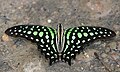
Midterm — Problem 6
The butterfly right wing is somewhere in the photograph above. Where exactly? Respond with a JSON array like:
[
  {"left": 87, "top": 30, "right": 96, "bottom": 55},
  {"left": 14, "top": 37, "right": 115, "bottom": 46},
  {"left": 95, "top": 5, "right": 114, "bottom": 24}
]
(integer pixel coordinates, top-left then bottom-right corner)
[
  {"left": 61, "top": 26, "right": 116, "bottom": 65},
  {"left": 5, "top": 25, "right": 59, "bottom": 65}
]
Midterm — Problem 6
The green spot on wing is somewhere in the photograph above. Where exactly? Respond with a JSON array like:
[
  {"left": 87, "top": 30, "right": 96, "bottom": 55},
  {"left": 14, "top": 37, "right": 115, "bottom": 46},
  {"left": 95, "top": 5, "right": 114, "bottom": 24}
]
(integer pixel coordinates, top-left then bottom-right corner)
[
  {"left": 95, "top": 32, "right": 98, "bottom": 35},
  {"left": 27, "top": 31, "right": 32, "bottom": 34},
  {"left": 51, "top": 32, "right": 54, "bottom": 39},
  {"left": 67, "top": 40, "right": 70, "bottom": 45},
  {"left": 48, "top": 27, "right": 55, "bottom": 39},
  {"left": 23, "top": 31, "right": 26, "bottom": 33},
  {"left": 69, "top": 28, "right": 74, "bottom": 32},
  {"left": 100, "top": 31, "right": 103, "bottom": 34},
  {"left": 39, "top": 32, "right": 44, "bottom": 37},
  {"left": 36, "top": 26, "right": 39, "bottom": 28},
  {"left": 83, "top": 32, "right": 88, "bottom": 37},
  {"left": 33, "top": 31, "right": 38, "bottom": 36},
  {"left": 18, "top": 30, "right": 22, "bottom": 32},
  {"left": 64, "top": 45, "right": 68, "bottom": 52},
  {"left": 30, "top": 28, "right": 33, "bottom": 31},
  {"left": 77, "top": 32, "right": 82, "bottom": 38},
  {"left": 75, "top": 30, "right": 77, "bottom": 32},
  {"left": 67, "top": 32, "right": 71, "bottom": 39},
  {"left": 66, "top": 28, "right": 74, "bottom": 39},
  {"left": 90, "top": 32, "right": 94, "bottom": 36}
]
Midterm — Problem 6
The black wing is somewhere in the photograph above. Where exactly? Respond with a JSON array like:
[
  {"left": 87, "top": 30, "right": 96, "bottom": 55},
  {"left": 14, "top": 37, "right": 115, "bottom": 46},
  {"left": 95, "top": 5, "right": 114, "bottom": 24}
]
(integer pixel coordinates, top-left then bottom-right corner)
[
  {"left": 5, "top": 25, "right": 59, "bottom": 65},
  {"left": 61, "top": 26, "right": 116, "bottom": 65}
]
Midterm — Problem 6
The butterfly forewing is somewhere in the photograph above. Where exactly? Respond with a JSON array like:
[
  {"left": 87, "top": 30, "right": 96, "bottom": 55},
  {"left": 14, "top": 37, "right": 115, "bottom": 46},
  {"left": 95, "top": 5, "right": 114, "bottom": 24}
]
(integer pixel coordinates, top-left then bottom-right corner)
[
  {"left": 5, "top": 25, "right": 49, "bottom": 43},
  {"left": 61, "top": 26, "right": 116, "bottom": 65},
  {"left": 5, "top": 25, "right": 59, "bottom": 65}
]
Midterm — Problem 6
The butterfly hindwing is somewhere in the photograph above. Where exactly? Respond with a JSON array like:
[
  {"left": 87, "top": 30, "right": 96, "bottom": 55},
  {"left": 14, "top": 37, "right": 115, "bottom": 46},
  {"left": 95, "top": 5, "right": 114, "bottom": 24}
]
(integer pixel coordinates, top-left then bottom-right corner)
[
  {"left": 61, "top": 26, "right": 116, "bottom": 65},
  {"left": 5, "top": 25, "right": 59, "bottom": 65}
]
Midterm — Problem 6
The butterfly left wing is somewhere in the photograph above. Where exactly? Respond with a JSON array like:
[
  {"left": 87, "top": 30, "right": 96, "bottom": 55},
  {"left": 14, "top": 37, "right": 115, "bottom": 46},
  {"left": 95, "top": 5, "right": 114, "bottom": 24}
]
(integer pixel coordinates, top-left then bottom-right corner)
[
  {"left": 61, "top": 26, "right": 116, "bottom": 65},
  {"left": 5, "top": 25, "right": 59, "bottom": 65}
]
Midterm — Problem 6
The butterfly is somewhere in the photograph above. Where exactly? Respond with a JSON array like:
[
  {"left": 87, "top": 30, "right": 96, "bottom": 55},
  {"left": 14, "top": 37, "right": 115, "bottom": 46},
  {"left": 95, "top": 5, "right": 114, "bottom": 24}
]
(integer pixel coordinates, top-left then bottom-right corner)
[{"left": 5, "top": 24, "right": 116, "bottom": 66}]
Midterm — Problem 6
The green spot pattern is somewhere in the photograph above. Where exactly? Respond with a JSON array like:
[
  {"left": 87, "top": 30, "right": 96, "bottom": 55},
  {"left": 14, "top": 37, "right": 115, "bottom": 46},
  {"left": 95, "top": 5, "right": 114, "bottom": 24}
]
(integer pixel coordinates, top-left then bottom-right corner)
[
  {"left": 33, "top": 31, "right": 38, "bottom": 36},
  {"left": 66, "top": 28, "right": 74, "bottom": 39},
  {"left": 77, "top": 32, "right": 82, "bottom": 38},
  {"left": 48, "top": 27, "right": 55, "bottom": 39},
  {"left": 83, "top": 32, "right": 88, "bottom": 37},
  {"left": 39, "top": 32, "right": 44, "bottom": 37},
  {"left": 89, "top": 32, "right": 94, "bottom": 36},
  {"left": 27, "top": 31, "right": 32, "bottom": 34}
]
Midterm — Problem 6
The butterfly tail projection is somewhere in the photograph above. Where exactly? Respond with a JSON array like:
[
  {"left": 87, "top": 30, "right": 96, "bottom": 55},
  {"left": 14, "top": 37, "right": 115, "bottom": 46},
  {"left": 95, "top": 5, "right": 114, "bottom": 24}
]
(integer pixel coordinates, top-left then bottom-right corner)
[{"left": 37, "top": 44, "right": 59, "bottom": 65}]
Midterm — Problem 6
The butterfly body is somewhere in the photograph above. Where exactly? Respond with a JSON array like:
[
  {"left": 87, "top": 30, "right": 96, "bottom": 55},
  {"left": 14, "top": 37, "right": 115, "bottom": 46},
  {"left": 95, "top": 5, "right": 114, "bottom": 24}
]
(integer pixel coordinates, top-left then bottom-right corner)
[{"left": 5, "top": 24, "right": 116, "bottom": 65}]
